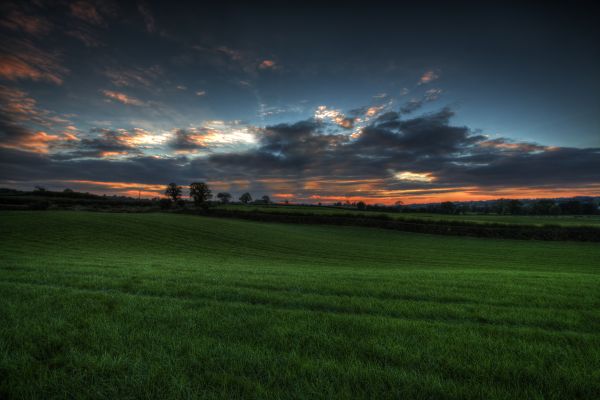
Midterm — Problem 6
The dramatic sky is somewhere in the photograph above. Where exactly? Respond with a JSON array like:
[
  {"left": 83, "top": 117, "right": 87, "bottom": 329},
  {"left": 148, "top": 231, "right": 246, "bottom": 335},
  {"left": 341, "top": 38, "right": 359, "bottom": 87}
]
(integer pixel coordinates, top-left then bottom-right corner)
[{"left": 1, "top": 1, "right": 599, "bottom": 203}]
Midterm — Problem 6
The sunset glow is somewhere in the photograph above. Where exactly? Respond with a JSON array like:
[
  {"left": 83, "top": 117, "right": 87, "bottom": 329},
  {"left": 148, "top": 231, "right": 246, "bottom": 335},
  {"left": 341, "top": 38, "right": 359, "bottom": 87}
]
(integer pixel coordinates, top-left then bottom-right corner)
[{"left": 0, "top": 1, "right": 598, "bottom": 204}]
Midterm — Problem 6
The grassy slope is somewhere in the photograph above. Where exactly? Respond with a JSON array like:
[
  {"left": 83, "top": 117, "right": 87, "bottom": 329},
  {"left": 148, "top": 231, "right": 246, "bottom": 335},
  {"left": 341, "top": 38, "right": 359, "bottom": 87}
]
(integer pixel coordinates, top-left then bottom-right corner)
[
  {"left": 218, "top": 204, "right": 600, "bottom": 227},
  {"left": 1, "top": 211, "right": 599, "bottom": 399}
]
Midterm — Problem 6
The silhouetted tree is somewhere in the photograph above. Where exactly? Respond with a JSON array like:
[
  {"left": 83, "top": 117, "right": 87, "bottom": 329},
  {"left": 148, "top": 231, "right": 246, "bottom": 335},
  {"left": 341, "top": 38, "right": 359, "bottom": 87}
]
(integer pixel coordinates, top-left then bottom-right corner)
[
  {"left": 357, "top": 201, "right": 366, "bottom": 211},
  {"left": 532, "top": 199, "right": 554, "bottom": 215},
  {"left": 239, "top": 192, "right": 252, "bottom": 204},
  {"left": 189, "top": 182, "right": 212, "bottom": 207},
  {"left": 63, "top": 188, "right": 74, "bottom": 193},
  {"left": 158, "top": 198, "right": 171, "bottom": 210},
  {"left": 581, "top": 202, "right": 597, "bottom": 215},
  {"left": 165, "top": 183, "right": 182, "bottom": 202},
  {"left": 561, "top": 200, "right": 582, "bottom": 215},
  {"left": 549, "top": 204, "right": 562, "bottom": 215},
  {"left": 440, "top": 201, "right": 456, "bottom": 214},
  {"left": 262, "top": 195, "right": 271, "bottom": 204},
  {"left": 507, "top": 199, "right": 522, "bottom": 215},
  {"left": 217, "top": 192, "right": 232, "bottom": 204}
]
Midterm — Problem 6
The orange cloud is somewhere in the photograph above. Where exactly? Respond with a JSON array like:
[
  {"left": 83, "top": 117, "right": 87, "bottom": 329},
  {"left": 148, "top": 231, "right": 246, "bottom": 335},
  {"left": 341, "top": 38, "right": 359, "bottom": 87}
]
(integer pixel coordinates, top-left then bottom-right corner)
[
  {"left": 258, "top": 60, "right": 277, "bottom": 69},
  {"left": 419, "top": 70, "right": 439, "bottom": 84},
  {"left": 99, "top": 151, "right": 129, "bottom": 158},
  {"left": 101, "top": 90, "right": 145, "bottom": 106},
  {"left": 0, "top": 54, "right": 62, "bottom": 84},
  {"left": 0, "top": 131, "right": 60, "bottom": 153},
  {"left": 365, "top": 105, "right": 384, "bottom": 117},
  {"left": 0, "top": 40, "right": 66, "bottom": 84},
  {"left": 395, "top": 171, "right": 436, "bottom": 182},
  {"left": 479, "top": 139, "right": 547, "bottom": 152}
]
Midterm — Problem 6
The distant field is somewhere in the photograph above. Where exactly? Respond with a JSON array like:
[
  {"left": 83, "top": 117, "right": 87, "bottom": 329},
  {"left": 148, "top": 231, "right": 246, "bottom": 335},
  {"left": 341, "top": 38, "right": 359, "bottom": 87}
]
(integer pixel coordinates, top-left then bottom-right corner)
[
  {"left": 1, "top": 211, "right": 599, "bottom": 399},
  {"left": 218, "top": 203, "right": 600, "bottom": 227}
]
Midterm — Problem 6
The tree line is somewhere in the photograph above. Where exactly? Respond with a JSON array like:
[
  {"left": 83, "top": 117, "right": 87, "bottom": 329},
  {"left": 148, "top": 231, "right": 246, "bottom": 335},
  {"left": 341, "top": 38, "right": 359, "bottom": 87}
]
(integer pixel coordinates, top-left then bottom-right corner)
[
  {"left": 413, "top": 199, "right": 599, "bottom": 216},
  {"left": 163, "top": 182, "right": 270, "bottom": 209}
]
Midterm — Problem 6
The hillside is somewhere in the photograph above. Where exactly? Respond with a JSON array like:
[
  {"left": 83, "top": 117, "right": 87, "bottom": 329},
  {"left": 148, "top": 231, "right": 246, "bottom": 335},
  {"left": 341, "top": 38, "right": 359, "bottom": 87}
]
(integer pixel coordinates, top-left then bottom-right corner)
[{"left": 1, "top": 211, "right": 599, "bottom": 399}]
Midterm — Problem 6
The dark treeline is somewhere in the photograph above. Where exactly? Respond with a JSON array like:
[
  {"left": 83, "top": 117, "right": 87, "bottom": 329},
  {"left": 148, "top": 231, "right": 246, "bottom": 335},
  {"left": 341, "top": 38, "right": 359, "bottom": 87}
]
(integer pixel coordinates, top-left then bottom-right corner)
[
  {"left": 336, "top": 198, "right": 600, "bottom": 216},
  {"left": 179, "top": 208, "right": 600, "bottom": 242},
  {"left": 405, "top": 199, "right": 600, "bottom": 216}
]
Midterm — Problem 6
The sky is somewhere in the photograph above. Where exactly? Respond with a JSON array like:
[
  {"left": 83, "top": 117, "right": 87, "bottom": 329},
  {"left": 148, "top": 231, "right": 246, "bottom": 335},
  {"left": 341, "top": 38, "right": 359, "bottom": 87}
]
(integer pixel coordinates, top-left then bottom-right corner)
[{"left": 1, "top": 0, "right": 599, "bottom": 204}]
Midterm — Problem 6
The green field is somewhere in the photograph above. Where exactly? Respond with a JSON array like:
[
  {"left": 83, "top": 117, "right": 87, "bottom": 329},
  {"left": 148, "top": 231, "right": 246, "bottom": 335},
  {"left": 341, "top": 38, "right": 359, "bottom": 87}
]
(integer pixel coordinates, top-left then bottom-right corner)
[
  {"left": 1, "top": 211, "right": 599, "bottom": 399},
  {"left": 217, "top": 204, "right": 600, "bottom": 227}
]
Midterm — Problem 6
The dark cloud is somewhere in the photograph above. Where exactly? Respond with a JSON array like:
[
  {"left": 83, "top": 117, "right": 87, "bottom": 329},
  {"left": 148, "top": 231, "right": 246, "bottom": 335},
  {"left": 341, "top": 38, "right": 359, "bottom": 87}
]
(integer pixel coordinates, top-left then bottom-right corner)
[
  {"left": 210, "top": 120, "right": 349, "bottom": 175},
  {"left": 1, "top": 105, "right": 599, "bottom": 199},
  {"left": 168, "top": 129, "right": 208, "bottom": 151},
  {"left": 440, "top": 147, "right": 600, "bottom": 187}
]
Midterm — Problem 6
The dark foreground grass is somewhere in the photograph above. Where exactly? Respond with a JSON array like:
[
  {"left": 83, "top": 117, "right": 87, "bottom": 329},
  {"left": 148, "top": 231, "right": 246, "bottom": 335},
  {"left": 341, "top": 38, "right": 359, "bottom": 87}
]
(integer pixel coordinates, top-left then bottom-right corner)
[{"left": 1, "top": 211, "right": 599, "bottom": 399}]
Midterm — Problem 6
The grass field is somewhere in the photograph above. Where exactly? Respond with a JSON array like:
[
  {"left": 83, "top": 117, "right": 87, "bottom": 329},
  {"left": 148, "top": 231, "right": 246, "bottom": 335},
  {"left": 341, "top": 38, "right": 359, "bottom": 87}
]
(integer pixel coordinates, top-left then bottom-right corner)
[
  {"left": 1, "top": 211, "right": 599, "bottom": 399},
  {"left": 217, "top": 204, "right": 600, "bottom": 227}
]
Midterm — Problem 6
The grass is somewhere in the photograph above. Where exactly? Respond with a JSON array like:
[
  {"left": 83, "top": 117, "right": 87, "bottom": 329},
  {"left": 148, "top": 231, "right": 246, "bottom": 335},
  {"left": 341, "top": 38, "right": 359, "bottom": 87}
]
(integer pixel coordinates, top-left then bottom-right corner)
[
  {"left": 218, "top": 203, "right": 600, "bottom": 227},
  {"left": 1, "top": 211, "right": 599, "bottom": 399}
]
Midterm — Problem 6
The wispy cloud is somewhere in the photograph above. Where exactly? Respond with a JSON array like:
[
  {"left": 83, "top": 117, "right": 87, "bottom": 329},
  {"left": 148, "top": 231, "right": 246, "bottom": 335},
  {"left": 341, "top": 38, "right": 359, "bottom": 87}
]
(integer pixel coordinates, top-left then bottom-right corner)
[
  {"left": 418, "top": 70, "right": 440, "bottom": 85},
  {"left": 70, "top": 1, "right": 104, "bottom": 25},
  {"left": 258, "top": 59, "right": 278, "bottom": 70},
  {"left": 137, "top": 1, "right": 156, "bottom": 33},
  {"left": 0, "top": 10, "right": 52, "bottom": 35},
  {"left": 103, "top": 65, "right": 162, "bottom": 89},
  {"left": 101, "top": 90, "right": 145, "bottom": 106},
  {"left": 0, "top": 39, "right": 68, "bottom": 84}
]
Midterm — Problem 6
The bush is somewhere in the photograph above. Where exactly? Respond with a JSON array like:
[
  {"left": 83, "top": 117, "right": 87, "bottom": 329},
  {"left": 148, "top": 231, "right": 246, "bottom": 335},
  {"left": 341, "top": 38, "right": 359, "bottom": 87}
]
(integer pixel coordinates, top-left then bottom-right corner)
[
  {"left": 28, "top": 201, "right": 50, "bottom": 210},
  {"left": 158, "top": 198, "right": 171, "bottom": 210},
  {"left": 181, "top": 209, "right": 600, "bottom": 242}
]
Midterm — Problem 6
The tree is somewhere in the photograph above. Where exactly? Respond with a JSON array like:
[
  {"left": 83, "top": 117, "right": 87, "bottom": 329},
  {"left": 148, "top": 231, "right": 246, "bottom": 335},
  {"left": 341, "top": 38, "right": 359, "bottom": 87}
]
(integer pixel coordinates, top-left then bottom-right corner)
[
  {"left": 217, "top": 192, "right": 232, "bottom": 204},
  {"left": 189, "top": 182, "right": 212, "bottom": 207},
  {"left": 239, "top": 192, "right": 252, "bottom": 204},
  {"left": 165, "top": 183, "right": 182, "bottom": 202},
  {"left": 549, "top": 204, "right": 562, "bottom": 215},
  {"left": 158, "top": 198, "right": 171, "bottom": 210},
  {"left": 440, "top": 201, "right": 456, "bottom": 214},
  {"left": 532, "top": 199, "right": 554, "bottom": 215},
  {"left": 560, "top": 200, "right": 582, "bottom": 215},
  {"left": 261, "top": 195, "right": 271, "bottom": 204},
  {"left": 356, "top": 201, "right": 366, "bottom": 211}
]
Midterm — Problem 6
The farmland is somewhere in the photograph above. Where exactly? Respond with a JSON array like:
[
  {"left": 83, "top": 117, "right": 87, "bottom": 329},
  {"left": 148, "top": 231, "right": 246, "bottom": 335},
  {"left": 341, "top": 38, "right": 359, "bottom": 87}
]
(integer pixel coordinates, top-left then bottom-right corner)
[
  {"left": 217, "top": 203, "right": 600, "bottom": 227},
  {"left": 1, "top": 211, "right": 600, "bottom": 399}
]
